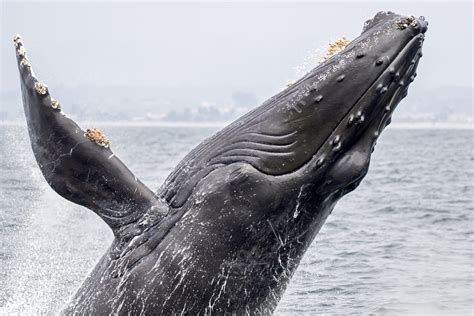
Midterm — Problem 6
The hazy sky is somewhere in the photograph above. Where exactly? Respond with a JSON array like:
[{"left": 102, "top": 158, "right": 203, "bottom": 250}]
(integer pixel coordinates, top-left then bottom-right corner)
[{"left": 1, "top": 1, "right": 473, "bottom": 106}]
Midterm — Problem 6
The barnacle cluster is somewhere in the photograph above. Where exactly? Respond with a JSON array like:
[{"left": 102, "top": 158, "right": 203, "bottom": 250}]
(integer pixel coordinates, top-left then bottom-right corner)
[
  {"left": 51, "top": 99, "right": 61, "bottom": 110},
  {"left": 14, "top": 35, "right": 30, "bottom": 69},
  {"left": 397, "top": 16, "right": 417, "bottom": 30},
  {"left": 323, "top": 37, "right": 350, "bottom": 61},
  {"left": 15, "top": 35, "right": 65, "bottom": 111},
  {"left": 20, "top": 59, "right": 31, "bottom": 68},
  {"left": 17, "top": 46, "right": 26, "bottom": 57},
  {"left": 85, "top": 128, "right": 110, "bottom": 148},
  {"left": 13, "top": 34, "right": 23, "bottom": 47},
  {"left": 34, "top": 82, "right": 48, "bottom": 95}
]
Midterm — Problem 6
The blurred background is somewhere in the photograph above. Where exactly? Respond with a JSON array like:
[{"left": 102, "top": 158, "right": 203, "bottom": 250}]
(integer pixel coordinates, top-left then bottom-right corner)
[
  {"left": 1, "top": 1, "right": 472, "bottom": 125},
  {"left": 1, "top": 1, "right": 473, "bottom": 315}
]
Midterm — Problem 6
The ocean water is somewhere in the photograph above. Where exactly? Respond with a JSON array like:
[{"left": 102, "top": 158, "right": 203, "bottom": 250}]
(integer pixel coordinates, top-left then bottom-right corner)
[{"left": 0, "top": 123, "right": 472, "bottom": 315}]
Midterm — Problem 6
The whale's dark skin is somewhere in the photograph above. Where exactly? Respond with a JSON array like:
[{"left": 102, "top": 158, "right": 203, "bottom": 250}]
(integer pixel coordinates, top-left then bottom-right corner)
[{"left": 14, "top": 11, "right": 427, "bottom": 315}]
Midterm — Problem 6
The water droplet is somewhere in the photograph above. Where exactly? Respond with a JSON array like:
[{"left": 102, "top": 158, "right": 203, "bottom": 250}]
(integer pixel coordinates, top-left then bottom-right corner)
[
  {"left": 354, "top": 110, "right": 365, "bottom": 124},
  {"left": 336, "top": 75, "right": 345, "bottom": 82},
  {"left": 380, "top": 87, "right": 388, "bottom": 94},
  {"left": 316, "top": 157, "right": 325, "bottom": 167},
  {"left": 314, "top": 95, "right": 323, "bottom": 103},
  {"left": 398, "top": 80, "right": 405, "bottom": 86},
  {"left": 377, "top": 83, "right": 383, "bottom": 90},
  {"left": 348, "top": 115, "right": 355, "bottom": 126},
  {"left": 375, "top": 57, "right": 384, "bottom": 66},
  {"left": 356, "top": 53, "right": 365, "bottom": 59},
  {"left": 384, "top": 105, "right": 391, "bottom": 112},
  {"left": 293, "top": 104, "right": 302, "bottom": 113}
]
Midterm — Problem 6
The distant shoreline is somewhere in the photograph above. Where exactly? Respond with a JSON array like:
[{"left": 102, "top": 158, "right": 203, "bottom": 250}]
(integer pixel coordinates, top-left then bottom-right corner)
[{"left": 1, "top": 121, "right": 472, "bottom": 129}]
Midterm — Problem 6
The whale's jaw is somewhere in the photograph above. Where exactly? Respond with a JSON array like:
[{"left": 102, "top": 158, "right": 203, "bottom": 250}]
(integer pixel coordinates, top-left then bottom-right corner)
[{"left": 160, "top": 12, "right": 428, "bottom": 207}]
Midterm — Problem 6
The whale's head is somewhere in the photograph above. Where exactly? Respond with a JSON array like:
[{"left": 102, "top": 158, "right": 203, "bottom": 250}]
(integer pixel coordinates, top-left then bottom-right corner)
[
  {"left": 162, "top": 12, "right": 428, "bottom": 208},
  {"left": 291, "top": 11, "right": 429, "bottom": 196}
]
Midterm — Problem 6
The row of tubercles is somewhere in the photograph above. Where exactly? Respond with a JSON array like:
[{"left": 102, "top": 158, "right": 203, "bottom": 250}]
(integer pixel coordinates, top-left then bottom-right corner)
[
  {"left": 296, "top": 14, "right": 422, "bottom": 117},
  {"left": 295, "top": 37, "right": 389, "bottom": 115},
  {"left": 307, "top": 16, "right": 422, "bottom": 169}
]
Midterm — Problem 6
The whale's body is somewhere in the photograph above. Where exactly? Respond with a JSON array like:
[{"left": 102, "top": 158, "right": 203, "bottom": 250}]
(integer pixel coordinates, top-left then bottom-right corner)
[{"left": 14, "top": 11, "right": 427, "bottom": 315}]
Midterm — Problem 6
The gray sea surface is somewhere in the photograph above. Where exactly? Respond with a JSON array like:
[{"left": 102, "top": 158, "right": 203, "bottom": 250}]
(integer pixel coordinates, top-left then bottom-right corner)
[{"left": 0, "top": 124, "right": 472, "bottom": 315}]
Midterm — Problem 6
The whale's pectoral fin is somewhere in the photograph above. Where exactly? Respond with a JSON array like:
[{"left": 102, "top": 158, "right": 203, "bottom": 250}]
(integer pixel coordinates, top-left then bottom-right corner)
[{"left": 14, "top": 35, "right": 166, "bottom": 233}]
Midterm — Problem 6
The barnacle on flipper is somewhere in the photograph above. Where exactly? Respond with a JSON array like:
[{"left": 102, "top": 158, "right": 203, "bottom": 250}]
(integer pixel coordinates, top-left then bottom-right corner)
[
  {"left": 85, "top": 128, "right": 110, "bottom": 148},
  {"left": 51, "top": 99, "right": 61, "bottom": 110},
  {"left": 13, "top": 34, "right": 23, "bottom": 47},
  {"left": 20, "top": 59, "right": 31, "bottom": 68},
  {"left": 322, "top": 37, "right": 351, "bottom": 61},
  {"left": 17, "top": 46, "right": 27, "bottom": 57},
  {"left": 34, "top": 82, "right": 48, "bottom": 95}
]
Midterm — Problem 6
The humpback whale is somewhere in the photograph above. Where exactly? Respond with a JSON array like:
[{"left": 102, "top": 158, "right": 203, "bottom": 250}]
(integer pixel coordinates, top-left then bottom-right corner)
[{"left": 14, "top": 11, "right": 427, "bottom": 315}]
